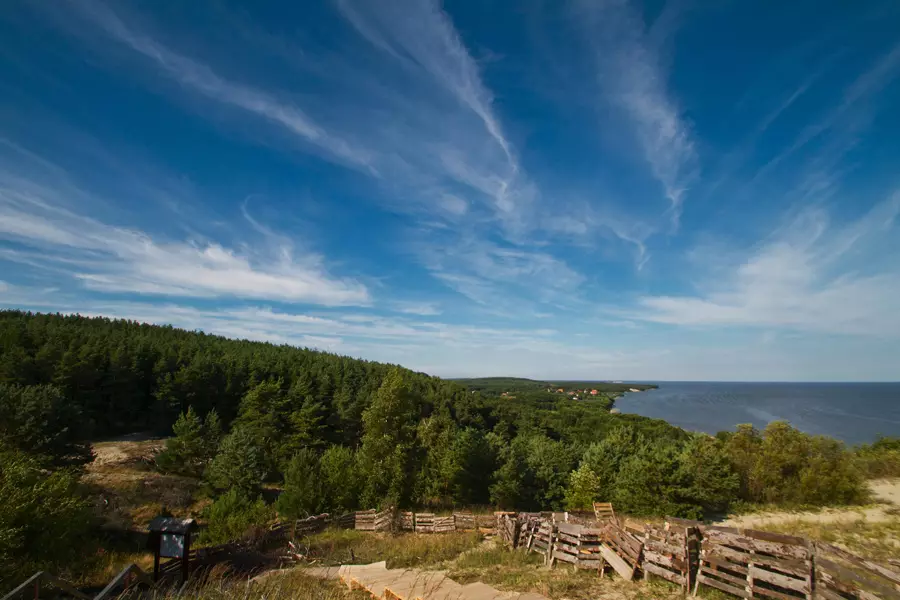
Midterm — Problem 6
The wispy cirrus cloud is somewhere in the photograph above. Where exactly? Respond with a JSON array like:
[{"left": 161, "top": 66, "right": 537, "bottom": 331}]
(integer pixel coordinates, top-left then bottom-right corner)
[
  {"left": 66, "top": 0, "right": 373, "bottom": 169},
  {"left": 576, "top": 0, "right": 696, "bottom": 229},
  {"left": 631, "top": 194, "right": 900, "bottom": 335},
  {"left": 0, "top": 151, "right": 369, "bottom": 306}
]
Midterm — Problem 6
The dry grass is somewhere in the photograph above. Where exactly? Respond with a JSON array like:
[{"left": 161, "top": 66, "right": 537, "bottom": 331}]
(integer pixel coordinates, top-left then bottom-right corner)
[
  {"left": 297, "top": 529, "right": 482, "bottom": 568},
  {"left": 121, "top": 570, "right": 367, "bottom": 600},
  {"left": 446, "top": 542, "right": 684, "bottom": 600},
  {"left": 763, "top": 516, "right": 900, "bottom": 562}
]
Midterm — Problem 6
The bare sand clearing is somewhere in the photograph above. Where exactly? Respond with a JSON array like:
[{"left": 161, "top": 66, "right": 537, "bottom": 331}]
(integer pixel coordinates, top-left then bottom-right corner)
[{"left": 719, "top": 478, "right": 900, "bottom": 528}]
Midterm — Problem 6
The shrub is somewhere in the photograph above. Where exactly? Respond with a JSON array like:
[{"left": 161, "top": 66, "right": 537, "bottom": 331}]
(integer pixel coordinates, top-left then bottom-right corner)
[
  {"left": 205, "top": 427, "right": 267, "bottom": 496},
  {"left": 0, "top": 444, "right": 93, "bottom": 582},
  {"left": 0, "top": 383, "right": 91, "bottom": 466},
  {"left": 855, "top": 436, "right": 900, "bottom": 478},
  {"left": 277, "top": 449, "right": 323, "bottom": 519},
  {"left": 157, "top": 407, "right": 222, "bottom": 476},
  {"left": 564, "top": 463, "right": 602, "bottom": 511},
  {"left": 724, "top": 421, "right": 866, "bottom": 506},
  {"left": 200, "top": 489, "right": 272, "bottom": 545}
]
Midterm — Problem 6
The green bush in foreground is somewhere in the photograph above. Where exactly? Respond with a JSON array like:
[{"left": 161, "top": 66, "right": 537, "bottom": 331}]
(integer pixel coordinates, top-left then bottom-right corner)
[
  {"left": 0, "top": 444, "right": 92, "bottom": 584},
  {"left": 200, "top": 489, "right": 272, "bottom": 546},
  {"left": 854, "top": 436, "right": 900, "bottom": 478}
]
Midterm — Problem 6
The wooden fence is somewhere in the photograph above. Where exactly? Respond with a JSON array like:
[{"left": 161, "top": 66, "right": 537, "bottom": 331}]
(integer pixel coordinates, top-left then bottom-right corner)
[
  {"left": 498, "top": 515, "right": 900, "bottom": 600},
  {"left": 642, "top": 518, "right": 701, "bottom": 592}
]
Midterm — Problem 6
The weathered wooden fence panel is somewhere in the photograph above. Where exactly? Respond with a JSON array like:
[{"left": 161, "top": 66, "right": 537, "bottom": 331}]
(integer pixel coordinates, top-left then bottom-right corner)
[
  {"left": 374, "top": 509, "right": 393, "bottom": 532},
  {"left": 454, "top": 512, "right": 476, "bottom": 531},
  {"left": 600, "top": 521, "right": 643, "bottom": 581},
  {"left": 476, "top": 514, "right": 496, "bottom": 537},
  {"left": 398, "top": 511, "right": 415, "bottom": 531},
  {"left": 497, "top": 514, "right": 519, "bottom": 547},
  {"left": 415, "top": 513, "right": 435, "bottom": 533},
  {"left": 695, "top": 526, "right": 812, "bottom": 600},
  {"left": 434, "top": 516, "right": 456, "bottom": 533},
  {"left": 551, "top": 522, "right": 582, "bottom": 566},
  {"left": 814, "top": 542, "right": 900, "bottom": 600},
  {"left": 642, "top": 518, "right": 701, "bottom": 592},
  {"left": 294, "top": 513, "right": 330, "bottom": 536},
  {"left": 335, "top": 511, "right": 355, "bottom": 529}
]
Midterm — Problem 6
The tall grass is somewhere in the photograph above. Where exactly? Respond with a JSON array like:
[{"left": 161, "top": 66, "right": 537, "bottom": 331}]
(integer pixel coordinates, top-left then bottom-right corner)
[
  {"left": 296, "top": 529, "right": 482, "bottom": 568},
  {"left": 121, "top": 570, "right": 359, "bottom": 600}
]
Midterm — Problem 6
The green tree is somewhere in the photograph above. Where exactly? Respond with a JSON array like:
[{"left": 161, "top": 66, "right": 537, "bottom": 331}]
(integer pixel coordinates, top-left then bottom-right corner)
[
  {"left": 358, "top": 368, "right": 419, "bottom": 507},
  {"left": 580, "top": 426, "right": 646, "bottom": 501},
  {"left": 156, "top": 406, "right": 206, "bottom": 476},
  {"left": 201, "top": 489, "right": 272, "bottom": 545},
  {"left": 0, "top": 383, "right": 91, "bottom": 466},
  {"left": 564, "top": 463, "right": 602, "bottom": 511},
  {"left": 676, "top": 435, "right": 739, "bottom": 515},
  {"left": 205, "top": 427, "right": 266, "bottom": 497},
  {"left": 277, "top": 449, "right": 323, "bottom": 518},
  {"left": 318, "top": 445, "right": 360, "bottom": 513},
  {"left": 614, "top": 442, "right": 691, "bottom": 517}
]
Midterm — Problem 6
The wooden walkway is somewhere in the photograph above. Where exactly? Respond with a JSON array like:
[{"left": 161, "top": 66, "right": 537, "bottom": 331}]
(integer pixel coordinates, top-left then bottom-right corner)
[{"left": 305, "top": 561, "right": 548, "bottom": 600}]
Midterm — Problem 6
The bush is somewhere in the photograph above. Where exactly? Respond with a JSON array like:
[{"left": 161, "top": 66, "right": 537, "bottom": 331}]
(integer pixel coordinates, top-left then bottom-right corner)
[
  {"left": 277, "top": 449, "right": 322, "bottom": 519},
  {"left": 156, "top": 407, "right": 222, "bottom": 476},
  {"left": 724, "top": 421, "right": 866, "bottom": 506},
  {"left": 0, "top": 444, "right": 93, "bottom": 582},
  {"left": 205, "top": 427, "right": 266, "bottom": 496},
  {"left": 200, "top": 490, "right": 272, "bottom": 545},
  {"left": 855, "top": 436, "right": 900, "bottom": 478},
  {"left": 0, "top": 383, "right": 91, "bottom": 466}
]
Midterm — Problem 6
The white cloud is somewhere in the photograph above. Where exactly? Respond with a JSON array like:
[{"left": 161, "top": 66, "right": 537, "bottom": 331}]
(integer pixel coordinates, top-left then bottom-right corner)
[
  {"left": 71, "top": 2, "right": 372, "bottom": 168},
  {"left": 0, "top": 173, "right": 370, "bottom": 307},
  {"left": 632, "top": 195, "right": 900, "bottom": 336},
  {"left": 577, "top": 0, "right": 696, "bottom": 228}
]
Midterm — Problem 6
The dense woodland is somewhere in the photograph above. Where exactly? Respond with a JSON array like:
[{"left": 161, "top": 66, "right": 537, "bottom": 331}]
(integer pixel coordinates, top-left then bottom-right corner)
[{"left": 1, "top": 310, "right": 898, "bottom": 584}]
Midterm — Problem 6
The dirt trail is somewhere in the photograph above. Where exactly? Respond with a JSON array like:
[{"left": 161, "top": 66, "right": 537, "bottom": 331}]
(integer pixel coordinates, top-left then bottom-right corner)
[{"left": 718, "top": 478, "right": 900, "bottom": 528}]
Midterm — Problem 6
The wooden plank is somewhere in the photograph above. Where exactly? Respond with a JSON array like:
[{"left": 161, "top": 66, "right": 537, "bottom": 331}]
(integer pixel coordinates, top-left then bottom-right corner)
[
  {"left": 751, "top": 585, "right": 808, "bottom": 600},
  {"left": 749, "top": 566, "right": 809, "bottom": 593},
  {"left": 697, "top": 573, "right": 752, "bottom": 598},
  {"left": 702, "top": 565, "right": 750, "bottom": 589},
  {"left": 554, "top": 551, "right": 578, "bottom": 564},
  {"left": 705, "top": 556, "right": 750, "bottom": 575},
  {"left": 645, "top": 562, "right": 686, "bottom": 586},
  {"left": 1, "top": 572, "right": 92, "bottom": 600},
  {"left": 703, "top": 530, "right": 809, "bottom": 559},
  {"left": 557, "top": 523, "right": 583, "bottom": 535},
  {"left": 817, "top": 558, "right": 900, "bottom": 598},
  {"left": 599, "top": 543, "right": 635, "bottom": 581},
  {"left": 94, "top": 564, "right": 153, "bottom": 600},
  {"left": 644, "top": 549, "right": 687, "bottom": 570},
  {"left": 646, "top": 538, "right": 684, "bottom": 555}
]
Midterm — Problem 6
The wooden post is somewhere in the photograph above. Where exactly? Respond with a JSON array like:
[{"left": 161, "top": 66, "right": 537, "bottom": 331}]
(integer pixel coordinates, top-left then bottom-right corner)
[
  {"left": 181, "top": 532, "right": 191, "bottom": 583},
  {"left": 153, "top": 550, "right": 161, "bottom": 582}
]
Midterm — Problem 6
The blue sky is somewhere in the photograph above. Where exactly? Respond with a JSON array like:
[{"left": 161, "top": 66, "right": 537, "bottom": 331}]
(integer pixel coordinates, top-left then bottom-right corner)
[{"left": 1, "top": 1, "right": 899, "bottom": 381}]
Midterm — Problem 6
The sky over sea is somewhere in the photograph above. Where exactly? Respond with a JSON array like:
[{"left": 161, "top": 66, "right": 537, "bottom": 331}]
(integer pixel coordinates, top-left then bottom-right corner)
[{"left": 2, "top": 1, "right": 900, "bottom": 381}]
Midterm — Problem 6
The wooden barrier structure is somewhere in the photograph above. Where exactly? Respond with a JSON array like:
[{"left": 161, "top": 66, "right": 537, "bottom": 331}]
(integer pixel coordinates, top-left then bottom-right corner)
[
  {"left": 434, "top": 516, "right": 456, "bottom": 533},
  {"left": 294, "top": 513, "right": 330, "bottom": 536},
  {"left": 642, "top": 518, "right": 701, "bottom": 592},
  {"left": 695, "top": 526, "right": 813, "bottom": 600},
  {"left": 598, "top": 520, "right": 643, "bottom": 581},
  {"left": 496, "top": 514, "right": 516, "bottom": 547},
  {"left": 415, "top": 513, "right": 435, "bottom": 533},
  {"left": 454, "top": 512, "right": 476, "bottom": 531},
  {"left": 814, "top": 542, "right": 900, "bottom": 600},
  {"left": 593, "top": 502, "right": 616, "bottom": 523},
  {"left": 550, "top": 523, "right": 582, "bottom": 568},
  {"left": 398, "top": 511, "right": 415, "bottom": 531}
]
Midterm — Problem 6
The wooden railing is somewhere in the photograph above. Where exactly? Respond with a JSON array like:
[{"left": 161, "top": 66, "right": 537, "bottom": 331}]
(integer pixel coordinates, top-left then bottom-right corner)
[{"left": 1, "top": 564, "right": 152, "bottom": 600}]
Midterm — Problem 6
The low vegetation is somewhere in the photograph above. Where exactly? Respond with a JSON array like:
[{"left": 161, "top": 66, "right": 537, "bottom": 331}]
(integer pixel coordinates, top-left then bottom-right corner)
[
  {"left": 296, "top": 529, "right": 482, "bottom": 568},
  {"left": 1, "top": 310, "right": 898, "bottom": 590}
]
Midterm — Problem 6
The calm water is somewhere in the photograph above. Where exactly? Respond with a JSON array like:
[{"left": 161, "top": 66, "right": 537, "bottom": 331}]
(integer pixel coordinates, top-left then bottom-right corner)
[{"left": 617, "top": 382, "right": 900, "bottom": 445}]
